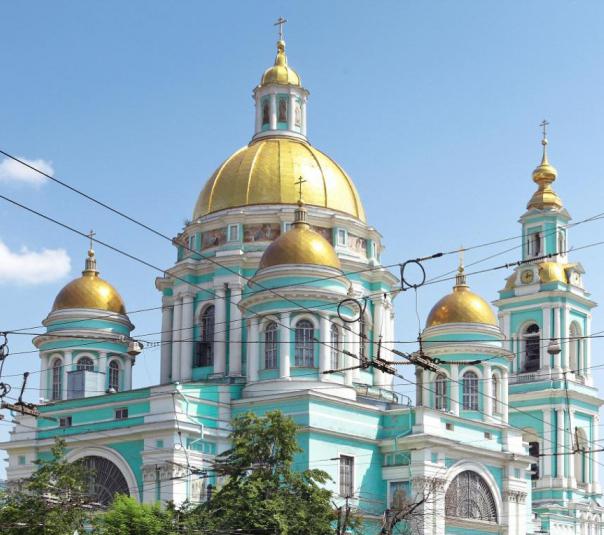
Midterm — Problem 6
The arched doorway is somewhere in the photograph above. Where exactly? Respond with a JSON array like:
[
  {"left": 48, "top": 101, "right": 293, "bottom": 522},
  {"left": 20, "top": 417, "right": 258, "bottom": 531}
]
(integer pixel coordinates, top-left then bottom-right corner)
[{"left": 80, "top": 456, "right": 130, "bottom": 505}]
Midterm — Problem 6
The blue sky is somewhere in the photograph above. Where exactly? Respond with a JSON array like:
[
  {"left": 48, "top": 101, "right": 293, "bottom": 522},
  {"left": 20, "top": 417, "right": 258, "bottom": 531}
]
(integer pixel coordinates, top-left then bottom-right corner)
[{"left": 1, "top": 1, "right": 604, "bottom": 468}]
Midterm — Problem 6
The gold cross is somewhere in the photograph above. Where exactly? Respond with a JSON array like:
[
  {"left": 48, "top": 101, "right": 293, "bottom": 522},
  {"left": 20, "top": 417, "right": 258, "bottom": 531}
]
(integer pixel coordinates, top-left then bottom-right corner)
[
  {"left": 458, "top": 245, "right": 465, "bottom": 270},
  {"left": 539, "top": 119, "right": 549, "bottom": 142},
  {"left": 274, "top": 16, "right": 287, "bottom": 41},
  {"left": 294, "top": 176, "right": 306, "bottom": 203},
  {"left": 87, "top": 229, "right": 96, "bottom": 250}
]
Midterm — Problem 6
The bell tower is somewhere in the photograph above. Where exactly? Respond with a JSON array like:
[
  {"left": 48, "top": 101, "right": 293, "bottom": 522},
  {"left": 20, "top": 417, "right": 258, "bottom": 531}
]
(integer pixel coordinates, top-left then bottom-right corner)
[{"left": 494, "top": 126, "right": 602, "bottom": 519}]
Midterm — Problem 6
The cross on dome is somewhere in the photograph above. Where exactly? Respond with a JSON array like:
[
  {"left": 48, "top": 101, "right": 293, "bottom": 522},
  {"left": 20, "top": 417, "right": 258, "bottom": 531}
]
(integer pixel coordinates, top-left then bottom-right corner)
[
  {"left": 87, "top": 229, "right": 96, "bottom": 252},
  {"left": 274, "top": 16, "right": 287, "bottom": 41},
  {"left": 295, "top": 175, "right": 307, "bottom": 204}
]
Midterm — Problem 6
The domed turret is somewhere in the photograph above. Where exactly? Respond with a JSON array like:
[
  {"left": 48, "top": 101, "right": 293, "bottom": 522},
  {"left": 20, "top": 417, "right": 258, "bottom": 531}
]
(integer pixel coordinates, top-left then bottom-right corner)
[
  {"left": 426, "top": 262, "right": 497, "bottom": 327},
  {"left": 52, "top": 247, "right": 126, "bottom": 314},
  {"left": 259, "top": 199, "right": 340, "bottom": 270},
  {"left": 527, "top": 121, "right": 563, "bottom": 210}
]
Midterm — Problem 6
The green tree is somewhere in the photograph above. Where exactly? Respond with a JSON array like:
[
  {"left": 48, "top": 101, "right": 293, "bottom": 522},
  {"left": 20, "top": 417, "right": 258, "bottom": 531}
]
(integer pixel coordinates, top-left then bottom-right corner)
[
  {"left": 0, "top": 438, "right": 91, "bottom": 535},
  {"left": 93, "top": 494, "right": 178, "bottom": 535},
  {"left": 183, "top": 410, "right": 340, "bottom": 535}
]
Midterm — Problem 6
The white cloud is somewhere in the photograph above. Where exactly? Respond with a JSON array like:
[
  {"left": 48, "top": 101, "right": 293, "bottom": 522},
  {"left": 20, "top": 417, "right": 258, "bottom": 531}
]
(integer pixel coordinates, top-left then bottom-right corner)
[
  {"left": 0, "top": 240, "right": 70, "bottom": 285},
  {"left": 0, "top": 157, "right": 53, "bottom": 186}
]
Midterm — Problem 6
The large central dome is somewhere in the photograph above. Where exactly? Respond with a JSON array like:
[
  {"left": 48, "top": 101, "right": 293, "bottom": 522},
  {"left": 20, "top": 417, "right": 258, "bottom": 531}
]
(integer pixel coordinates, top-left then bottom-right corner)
[{"left": 193, "top": 137, "right": 366, "bottom": 222}]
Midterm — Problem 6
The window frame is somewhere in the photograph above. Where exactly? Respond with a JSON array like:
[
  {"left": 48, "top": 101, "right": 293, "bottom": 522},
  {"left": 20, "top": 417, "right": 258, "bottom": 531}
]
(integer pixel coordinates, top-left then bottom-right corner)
[
  {"left": 115, "top": 407, "right": 129, "bottom": 420},
  {"left": 339, "top": 455, "right": 354, "bottom": 498},
  {"left": 76, "top": 356, "right": 94, "bottom": 372},
  {"left": 264, "top": 321, "right": 278, "bottom": 369},
  {"left": 195, "top": 305, "right": 215, "bottom": 367},
  {"left": 51, "top": 358, "right": 63, "bottom": 401},
  {"left": 108, "top": 360, "right": 120, "bottom": 392},
  {"left": 294, "top": 319, "right": 315, "bottom": 367},
  {"left": 462, "top": 371, "right": 479, "bottom": 411},
  {"left": 435, "top": 373, "right": 448, "bottom": 411},
  {"left": 330, "top": 324, "right": 340, "bottom": 370}
]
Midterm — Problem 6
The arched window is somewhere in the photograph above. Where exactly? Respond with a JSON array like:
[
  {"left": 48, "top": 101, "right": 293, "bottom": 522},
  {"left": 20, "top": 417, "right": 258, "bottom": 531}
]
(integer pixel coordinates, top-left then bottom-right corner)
[
  {"left": 574, "top": 427, "right": 588, "bottom": 484},
  {"left": 435, "top": 374, "right": 448, "bottom": 410},
  {"left": 523, "top": 324, "right": 540, "bottom": 372},
  {"left": 264, "top": 322, "right": 278, "bottom": 369},
  {"left": 51, "top": 359, "right": 62, "bottom": 401},
  {"left": 558, "top": 230, "right": 566, "bottom": 256},
  {"left": 527, "top": 232, "right": 541, "bottom": 257},
  {"left": 262, "top": 99, "right": 270, "bottom": 126},
  {"left": 77, "top": 357, "right": 94, "bottom": 372},
  {"left": 295, "top": 320, "right": 314, "bottom": 367},
  {"left": 462, "top": 371, "right": 479, "bottom": 411},
  {"left": 79, "top": 456, "right": 130, "bottom": 505},
  {"left": 108, "top": 360, "right": 120, "bottom": 392},
  {"left": 492, "top": 374, "right": 500, "bottom": 414},
  {"left": 330, "top": 324, "right": 340, "bottom": 370},
  {"left": 195, "top": 305, "right": 215, "bottom": 367},
  {"left": 445, "top": 470, "right": 498, "bottom": 522},
  {"left": 569, "top": 322, "right": 581, "bottom": 375}
]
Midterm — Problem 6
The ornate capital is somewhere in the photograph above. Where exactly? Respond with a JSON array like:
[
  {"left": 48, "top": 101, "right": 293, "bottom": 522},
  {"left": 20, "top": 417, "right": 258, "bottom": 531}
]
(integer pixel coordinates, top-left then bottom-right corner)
[{"left": 503, "top": 490, "right": 527, "bottom": 503}]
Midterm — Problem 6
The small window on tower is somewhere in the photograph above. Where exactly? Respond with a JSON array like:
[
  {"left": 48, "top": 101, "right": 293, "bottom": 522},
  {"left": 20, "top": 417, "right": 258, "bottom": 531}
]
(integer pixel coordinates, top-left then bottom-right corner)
[
  {"left": 336, "top": 229, "right": 347, "bottom": 246},
  {"left": 528, "top": 441, "right": 540, "bottom": 480},
  {"left": 59, "top": 416, "right": 72, "bottom": 428},
  {"left": 262, "top": 98, "right": 270, "bottom": 126},
  {"left": 115, "top": 407, "right": 128, "bottom": 420},
  {"left": 278, "top": 96, "right": 288, "bottom": 124},
  {"left": 228, "top": 224, "right": 239, "bottom": 242}
]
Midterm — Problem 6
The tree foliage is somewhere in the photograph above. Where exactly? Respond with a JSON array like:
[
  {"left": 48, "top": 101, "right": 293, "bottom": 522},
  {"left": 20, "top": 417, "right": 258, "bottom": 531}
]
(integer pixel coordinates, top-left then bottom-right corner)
[
  {"left": 0, "top": 438, "right": 91, "bottom": 535},
  {"left": 93, "top": 494, "right": 178, "bottom": 535},
  {"left": 183, "top": 410, "right": 337, "bottom": 535}
]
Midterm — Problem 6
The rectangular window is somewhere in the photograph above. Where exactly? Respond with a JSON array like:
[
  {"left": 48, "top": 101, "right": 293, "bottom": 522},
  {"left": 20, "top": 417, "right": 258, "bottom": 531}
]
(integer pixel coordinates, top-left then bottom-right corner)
[
  {"left": 277, "top": 95, "right": 288, "bottom": 124},
  {"left": 339, "top": 455, "right": 354, "bottom": 497},
  {"left": 188, "top": 234, "right": 196, "bottom": 252},
  {"left": 18, "top": 455, "right": 26, "bottom": 466},
  {"left": 228, "top": 224, "right": 239, "bottom": 242},
  {"left": 336, "top": 229, "right": 347, "bottom": 246},
  {"left": 59, "top": 416, "right": 72, "bottom": 428},
  {"left": 283, "top": 222, "right": 292, "bottom": 233},
  {"left": 115, "top": 407, "right": 128, "bottom": 420}
]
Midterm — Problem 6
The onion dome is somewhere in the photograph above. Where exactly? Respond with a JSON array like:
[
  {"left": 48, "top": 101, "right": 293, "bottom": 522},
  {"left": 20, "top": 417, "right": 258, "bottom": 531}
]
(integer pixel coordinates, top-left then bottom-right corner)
[
  {"left": 426, "top": 263, "right": 497, "bottom": 327},
  {"left": 259, "top": 201, "right": 340, "bottom": 270},
  {"left": 51, "top": 248, "right": 126, "bottom": 314},
  {"left": 538, "top": 261, "right": 568, "bottom": 284},
  {"left": 527, "top": 129, "right": 562, "bottom": 210},
  {"left": 193, "top": 137, "right": 365, "bottom": 221},
  {"left": 260, "top": 40, "right": 301, "bottom": 87}
]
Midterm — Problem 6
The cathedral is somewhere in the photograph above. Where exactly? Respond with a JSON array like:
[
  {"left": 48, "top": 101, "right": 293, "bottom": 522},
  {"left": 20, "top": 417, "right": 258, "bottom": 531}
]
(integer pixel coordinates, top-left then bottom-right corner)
[{"left": 2, "top": 33, "right": 603, "bottom": 535}]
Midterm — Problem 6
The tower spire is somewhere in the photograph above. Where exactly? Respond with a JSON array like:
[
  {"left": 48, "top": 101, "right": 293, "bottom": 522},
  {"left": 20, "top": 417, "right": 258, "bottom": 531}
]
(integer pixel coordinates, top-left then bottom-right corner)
[
  {"left": 83, "top": 229, "right": 99, "bottom": 275},
  {"left": 527, "top": 120, "right": 562, "bottom": 210}
]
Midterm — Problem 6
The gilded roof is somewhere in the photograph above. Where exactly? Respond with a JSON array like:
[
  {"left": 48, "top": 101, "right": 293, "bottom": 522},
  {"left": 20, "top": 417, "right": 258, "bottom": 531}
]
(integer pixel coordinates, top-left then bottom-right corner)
[
  {"left": 193, "top": 137, "right": 366, "bottom": 221},
  {"left": 259, "top": 205, "right": 340, "bottom": 270},
  {"left": 51, "top": 250, "right": 126, "bottom": 315},
  {"left": 260, "top": 40, "right": 301, "bottom": 87}
]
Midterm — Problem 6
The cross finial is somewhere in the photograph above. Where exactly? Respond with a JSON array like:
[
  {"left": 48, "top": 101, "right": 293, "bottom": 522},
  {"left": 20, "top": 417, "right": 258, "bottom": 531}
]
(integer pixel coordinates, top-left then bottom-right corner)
[
  {"left": 458, "top": 245, "right": 465, "bottom": 271},
  {"left": 87, "top": 229, "right": 96, "bottom": 251},
  {"left": 539, "top": 119, "right": 549, "bottom": 145},
  {"left": 294, "top": 176, "right": 306, "bottom": 204},
  {"left": 274, "top": 16, "right": 287, "bottom": 41}
]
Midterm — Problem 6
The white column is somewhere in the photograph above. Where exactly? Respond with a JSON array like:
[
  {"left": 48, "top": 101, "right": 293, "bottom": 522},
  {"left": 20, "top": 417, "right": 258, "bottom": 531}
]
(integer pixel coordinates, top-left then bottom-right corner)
[
  {"left": 501, "top": 313, "right": 511, "bottom": 351},
  {"left": 501, "top": 369, "right": 509, "bottom": 424},
  {"left": 372, "top": 297, "right": 385, "bottom": 387},
  {"left": 279, "top": 312, "right": 291, "bottom": 380},
  {"left": 269, "top": 93, "right": 277, "bottom": 130},
  {"left": 98, "top": 351, "right": 108, "bottom": 392},
  {"left": 351, "top": 320, "right": 361, "bottom": 381},
  {"left": 585, "top": 315, "right": 592, "bottom": 385},
  {"left": 180, "top": 293, "right": 194, "bottom": 382},
  {"left": 302, "top": 98, "right": 307, "bottom": 137},
  {"left": 553, "top": 307, "right": 562, "bottom": 372},
  {"left": 319, "top": 314, "right": 330, "bottom": 379},
  {"left": 557, "top": 407, "right": 565, "bottom": 479},
  {"left": 343, "top": 330, "right": 353, "bottom": 386},
  {"left": 160, "top": 301, "right": 173, "bottom": 383},
  {"left": 62, "top": 351, "right": 73, "bottom": 399},
  {"left": 213, "top": 286, "right": 227, "bottom": 375},
  {"left": 247, "top": 318, "right": 259, "bottom": 382},
  {"left": 483, "top": 363, "right": 493, "bottom": 417},
  {"left": 229, "top": 284, "right": 243, "bottom": 376},
  {"left": 562, "top": 306, "right": 570, "bottom": 371},
  {"left": 542, "top": 306, "right": 551, "bottom": 371},
  {"left": 591, "top": 415, "right": 599, "bottom": 492},
  {"left": 450, "top": 365, "right": 459, "bottom": 416},
  {"left": 421, "top": 369, "right": 431, "bottom": 407},
  {"left": 40, "top": 354, "right": 49, "bottom": 401},
  {"left": 255, "top": 94, "right": 262, "bottom": 133},
  {"left": 568, "top": 409, "right": 576, "bottom": 484},
  {"left": 543, "top": 409, "right": 552, "bottom": 478},
  {"left": 171, "top": 296, "right": 183, "bottom": 382},
  {"left": 124, "top": 357, "right": 133, "bottom": 390}
]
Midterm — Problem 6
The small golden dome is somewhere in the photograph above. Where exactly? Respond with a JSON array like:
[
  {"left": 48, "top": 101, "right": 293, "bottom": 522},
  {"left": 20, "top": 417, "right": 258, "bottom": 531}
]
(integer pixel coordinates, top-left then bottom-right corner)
[
  {"left": 51, "top": 249, "right": 126, "bottom": 314},
  {"left": 527, "top": 136, "right": 562, "bottom": 210},
  {"left": 260, "top": 40, "right": 301, "bottom": 87},
  {"left": 193, "top": 137, "right": 365, "bottom": 221},
  {"left": 259, "top": 203, "right": 340, "bottom": 270},
  {"left": 538, "top": 261, "right": 568, "bottom": 284},
  {"left": 426, "top": 266, "right": 497, "bottom": 327}
]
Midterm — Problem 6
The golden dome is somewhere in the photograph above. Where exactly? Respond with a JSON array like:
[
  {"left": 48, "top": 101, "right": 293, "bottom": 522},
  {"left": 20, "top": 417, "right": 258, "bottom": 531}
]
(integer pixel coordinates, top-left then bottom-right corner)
[
  {"left": 51, "top": 249, "right": 126, "bottom": 315},
  {"left": 260, "top": 40, "right": 301, "bottom": 87},
  {"left": 538, "top": 261, "right": 568, "bottom": 284},
  {"left": 193, "top": 137, "right": 366, "bottom": 221},
  {"left": 259, "top": 203, "right": 340, "bottom": 270},
  {"left": 527, "top": 137, "right": 562, "bottom": 210},
  {"left": 426, "top": 267, "right": 497, "bottom": 327}
]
